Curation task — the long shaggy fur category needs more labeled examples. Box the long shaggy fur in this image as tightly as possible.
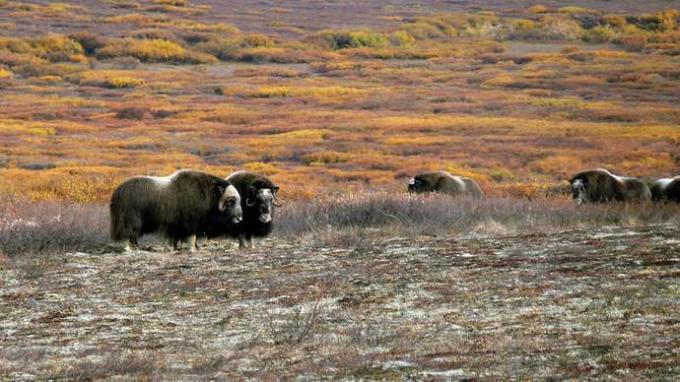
[569,168,651,203]
[110,169,239,246]
[226,171,279,245]
[648,176,680,202]
[408,171,483,198]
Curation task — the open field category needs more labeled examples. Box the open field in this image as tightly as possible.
[1,1,680,201]
[2,1,680,380]
[2,223,680,379]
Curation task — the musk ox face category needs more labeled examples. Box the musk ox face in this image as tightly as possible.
[218,184,243,224]
[407,177,425,194]
[571,178,588,204]
[245,186,280,223]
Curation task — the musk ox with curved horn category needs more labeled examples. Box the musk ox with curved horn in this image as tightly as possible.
[225,171,282,248]
[648,176,680,202]
[569,168,652,204]
[408,171,483,198]
[110,169,242,251]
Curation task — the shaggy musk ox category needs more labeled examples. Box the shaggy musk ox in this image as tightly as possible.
[648,176,680,202]
[225,171,282,248]
[408,171,483,198]
[569,168,651,204]
[110,169,242,251]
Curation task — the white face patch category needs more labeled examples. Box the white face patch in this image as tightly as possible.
[257,188,274,223]
[225,184,239,200]
[408,178,415,185]
[259,188,273,199]
[572,179,587,204]
[219,185,243,223]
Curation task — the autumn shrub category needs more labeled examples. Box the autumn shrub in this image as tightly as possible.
[76,71,144,88]
[130,28,177,41]
[302,151,350,166]
[620,35,648,51]
[115,107,147,120]
[195,34,275,61]
[69,32,107,56]
[313,30,389,50]
[97,38,216,64]
[539,15,584,40]
[582,25,617,43]
[32,34,84,62]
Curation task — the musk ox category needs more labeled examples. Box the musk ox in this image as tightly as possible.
[569,168,652,204]
[648,176,680,202]
[408,171,483,198]
[225,171,282,248]
[110,169,242,251]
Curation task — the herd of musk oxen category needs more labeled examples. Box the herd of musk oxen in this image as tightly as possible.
[109,168,680,251]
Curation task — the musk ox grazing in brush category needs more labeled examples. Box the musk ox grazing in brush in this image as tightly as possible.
[648,176,680,202]
[110,169,242,251]
[225,171,282,248]
[569,168,652,204]
[408,171,484,198]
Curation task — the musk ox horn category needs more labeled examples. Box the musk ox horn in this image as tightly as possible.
[273,194,284,207]
[245,197,256,207]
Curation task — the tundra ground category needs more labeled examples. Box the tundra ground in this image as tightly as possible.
[2,225,679,380]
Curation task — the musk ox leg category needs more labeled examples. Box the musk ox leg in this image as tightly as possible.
[125,237,139,252]
[188,234,197,253]
[238,235,248,249]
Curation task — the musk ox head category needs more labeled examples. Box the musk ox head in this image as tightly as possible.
[218,184,243,224]
[407,175,427,194]
[570,177,588,204]
[245,185,281,223]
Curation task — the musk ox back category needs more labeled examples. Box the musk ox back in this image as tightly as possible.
[408,171,483,198]
[110,169,242,251]
[569,168,651,204]
[648,176,680,202]
[225,171,281,248]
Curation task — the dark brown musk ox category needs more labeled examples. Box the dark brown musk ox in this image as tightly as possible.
[408,171,484,198]
[647,176,680,202]
[110,169,243,252]
[569,168,652,204]
[225,171,282,248]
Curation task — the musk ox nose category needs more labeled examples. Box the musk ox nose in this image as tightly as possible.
[259,214,272,223]
[233,216,243,224]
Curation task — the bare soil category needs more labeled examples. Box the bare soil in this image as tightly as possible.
[2,225,680,380]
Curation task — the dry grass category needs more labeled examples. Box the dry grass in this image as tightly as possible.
[2,193,679,256]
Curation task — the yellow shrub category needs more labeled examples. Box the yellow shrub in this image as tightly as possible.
[243,161,279,175]
[528,5,551,14]
[302,151,350,165]
[558,6,597,14]
[0,68,12,79]
[98,38,216,64]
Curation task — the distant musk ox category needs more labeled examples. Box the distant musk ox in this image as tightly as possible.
[225,171,282,248]
[110,169,243,251]
[408,171,484,198]
[569,168,652,204]
[648,176,680,202]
